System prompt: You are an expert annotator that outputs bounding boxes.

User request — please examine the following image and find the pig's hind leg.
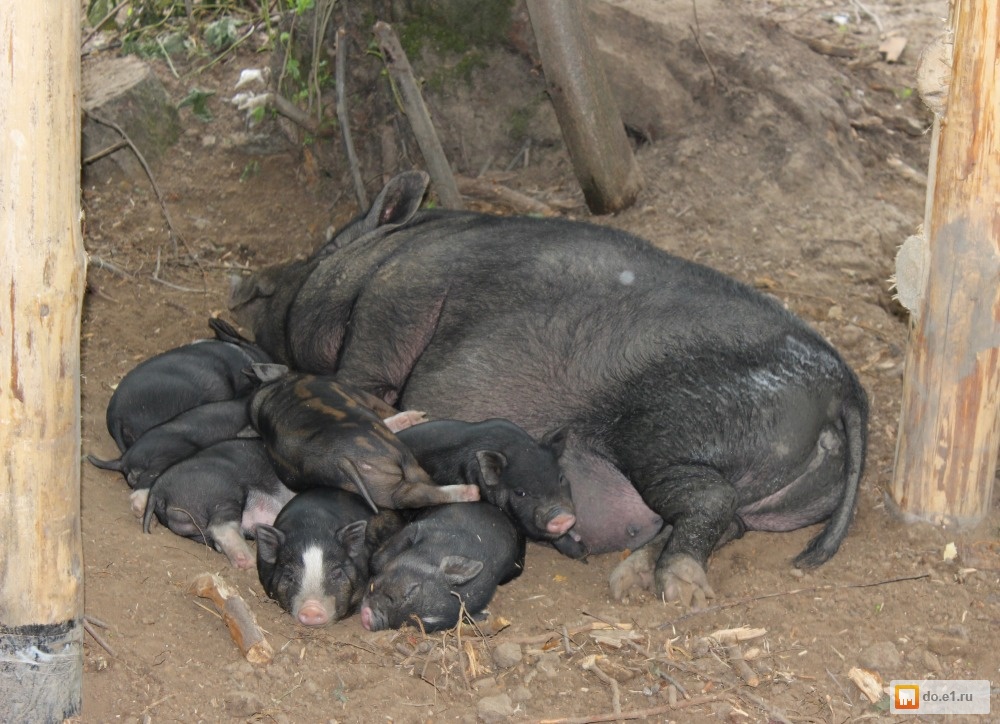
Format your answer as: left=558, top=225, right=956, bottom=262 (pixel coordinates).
left=335, top=287, right=448, bottom=406
left=390, top=480, right=480, bottom=509
left=639, top=465, right=741, bottom=609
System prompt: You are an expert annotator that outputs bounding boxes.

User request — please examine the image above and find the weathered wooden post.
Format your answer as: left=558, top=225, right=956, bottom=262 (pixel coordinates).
left=891, top=1, right=999, bottom=526
left=525, top=0, right=644, bottom=214
left=0, top=1, right=86, bottom=720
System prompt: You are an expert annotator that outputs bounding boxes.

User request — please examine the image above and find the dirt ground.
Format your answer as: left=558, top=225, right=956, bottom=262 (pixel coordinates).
left=78, top=1, right=999, bottom=722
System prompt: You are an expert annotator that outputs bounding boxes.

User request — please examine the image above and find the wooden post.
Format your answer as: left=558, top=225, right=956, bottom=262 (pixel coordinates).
left=0, top=1, right=86, bottom=720
left=525, top=0, right=643, bottom=214
left=374, top=21, right=463, bottom=210
left=891, top=1, right=1000, bottom=527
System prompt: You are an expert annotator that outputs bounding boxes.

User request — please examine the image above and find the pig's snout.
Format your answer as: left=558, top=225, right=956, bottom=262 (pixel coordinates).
left=296, top=600, right=331, bottom=627
left=546, top=510, right=576, bottom=536
left=360, top=605, right=374, bottom=631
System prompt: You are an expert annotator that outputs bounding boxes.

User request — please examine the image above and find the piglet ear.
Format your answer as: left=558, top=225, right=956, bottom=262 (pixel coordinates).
left=439, top=555, right=484, bottom=586
left=542, top=426, right=569, bottom=457
left=337, top=520, right=369, bottom=561
left=247, top=362, right=288, bottom=384
left=255, top=524, right=284, bottom=569
left=470, top=451, right=507, bottom=487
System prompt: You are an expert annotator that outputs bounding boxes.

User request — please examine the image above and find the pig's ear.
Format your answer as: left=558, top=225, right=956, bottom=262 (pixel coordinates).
left=338, top=520, right=369, bottom=560
left=367, top=170, right=430, bottom=229
left=542, top=426, right=569, bottom=457
left=249, top=362, right=288, bottom=383
left=439, top=556, right=484, bottom=586
left=470, top=451, right=507, bottom=488
left=229, top=273, right=276, bottom=308
left=255, top=524, right=285, bottom=568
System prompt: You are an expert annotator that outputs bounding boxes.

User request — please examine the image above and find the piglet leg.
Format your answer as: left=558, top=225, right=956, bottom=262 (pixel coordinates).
left=209, top=520, right=256, bottom=570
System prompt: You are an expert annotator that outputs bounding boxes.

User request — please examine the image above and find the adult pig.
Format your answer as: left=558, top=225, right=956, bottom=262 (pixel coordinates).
left=88, top=397, right=253, bottom=493
left=232, top=172, right=868, bottom=608
left=247, top=363, right=477, bottom=511
left=359, top=502, right=525, bottom=632
left=141, top=438, right=295, bottom=569
left=256, top=489, right=403, bottom=626
left=105, top=317, right=270, bottom=451
left=394, top=419, right=580, bottom=550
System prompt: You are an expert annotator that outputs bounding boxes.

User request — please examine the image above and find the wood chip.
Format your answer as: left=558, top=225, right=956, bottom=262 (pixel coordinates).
left=879, top=34, right=907, bottom=63
left=847, top=666, right=884, bottom=703
left=707, top=626, right=767, bottom=644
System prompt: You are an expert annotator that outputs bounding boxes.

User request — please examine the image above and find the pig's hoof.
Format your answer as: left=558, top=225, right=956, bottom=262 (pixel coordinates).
left=655, top=554, right=715, bottom=610
left=609, top=547, right=656, bottom=601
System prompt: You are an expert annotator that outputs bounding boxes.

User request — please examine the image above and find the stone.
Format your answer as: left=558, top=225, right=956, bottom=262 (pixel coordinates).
left=859, top=641, right=903, bottom=674
left=477, top=693, right=515, bottom=722
left=492, top=642, right=523, bottom=669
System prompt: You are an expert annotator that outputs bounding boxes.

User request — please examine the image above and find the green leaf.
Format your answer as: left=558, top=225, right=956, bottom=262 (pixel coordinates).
left=87, top=0, right=117, bottom=30
left=178, top=88, right=216, bottom=122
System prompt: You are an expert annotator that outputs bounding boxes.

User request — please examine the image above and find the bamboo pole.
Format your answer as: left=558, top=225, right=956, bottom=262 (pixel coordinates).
left=0, top=1, right=86, bottom=719
left=891, top=1, right=1000, bottom=527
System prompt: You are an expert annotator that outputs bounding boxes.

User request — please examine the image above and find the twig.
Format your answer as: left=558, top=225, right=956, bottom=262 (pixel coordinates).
left=562, top=625, right=576, bottom=655
left=689, top=0, right=719, bottom=86
left=309, top=0, right=337, bottom=118
left=189, top=572, right=274, bottom=664
left=535, top=691, right=730, bottom=723
left=269, top=92, right=335, bottom=137
left=736, top=689, right=792, bottom=724
left=81, top=0, right=130, bottom=48
left=506, top=620, right=632, bottom=645
left=137, top=694, right=174, bottom=718
left=373, top=21, right=463, bottom=209
left=658, top=572, right=930, bottom=628
left=157, top=37, right=180, bottom=79
left=83, top=140, right=129, bottom=165
left=724, top=643, right=759, bottom=687
left=335, top=27, right=368, bottom=209
left=455, top=175, right=556, bottom=216
left=152, top=248, right=202, bottom=293
left=188, top=24, right=257, bottom=77
left=83, top=617, right=117, bottom=657
left=849, top=0, right=884, bottom=33
left=88, top=255, right=135, bottom=281
left=85, top=113, right=183, bottom=256
left=651, top=665, right=689, bottom=698
left=581, top=656, right=621, bottom=716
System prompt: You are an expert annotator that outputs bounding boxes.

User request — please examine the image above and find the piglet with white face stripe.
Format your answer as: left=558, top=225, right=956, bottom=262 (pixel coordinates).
left=256, top=489, right=403, bottom=626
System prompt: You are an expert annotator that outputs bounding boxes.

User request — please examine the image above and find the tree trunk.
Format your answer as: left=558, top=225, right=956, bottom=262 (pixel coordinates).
left=0, top=1, right=86, bottom=720
left=891, top=1, right=999, bottom=527
left=525, top=0, right=643, bottom=214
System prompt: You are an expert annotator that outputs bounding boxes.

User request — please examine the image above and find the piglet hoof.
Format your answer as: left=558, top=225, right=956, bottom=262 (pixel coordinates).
left=382, top=409, right=429, bottom=432
left=655, top=554, right=715, bottom=610
left=609, top=546, right=656, bottom=601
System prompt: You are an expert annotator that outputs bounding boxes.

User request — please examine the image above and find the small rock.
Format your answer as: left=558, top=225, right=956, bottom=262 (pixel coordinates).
left=493, top=642, right=523, bottom=669
left=510, top=685, right=532, bottom=703
left=201, top=134, right=217, bottom=147
left=927, top=635, right=971, bottom=658
left=223, top=659, right=254, bottom=677
left=859, top=641, right=903, bottom=674
left=477, top=693, right=515, bottom=723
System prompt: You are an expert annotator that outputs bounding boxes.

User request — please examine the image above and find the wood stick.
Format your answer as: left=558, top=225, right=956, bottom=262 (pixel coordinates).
left=188, top=573, right=273, bottom=664
left=373, top=21, right=463, bottom=209
left=335, top=27, right=368, bottom=209
left=455, top=175, right=556, bottom=216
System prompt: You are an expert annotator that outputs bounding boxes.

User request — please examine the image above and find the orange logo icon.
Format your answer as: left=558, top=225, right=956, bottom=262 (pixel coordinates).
left=895, top=684, right=920, bottom=710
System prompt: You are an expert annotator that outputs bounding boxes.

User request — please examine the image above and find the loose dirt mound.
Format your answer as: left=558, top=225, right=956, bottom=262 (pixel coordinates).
left=80, top=1, right=998, bottom=721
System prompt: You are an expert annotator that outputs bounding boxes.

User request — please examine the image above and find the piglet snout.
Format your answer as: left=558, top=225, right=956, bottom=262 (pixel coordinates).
left=296, top=601, right=330, bottom=627
left=360, top=605, right=374, bottom=631
left=546, top=511, right=576, bottom=536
